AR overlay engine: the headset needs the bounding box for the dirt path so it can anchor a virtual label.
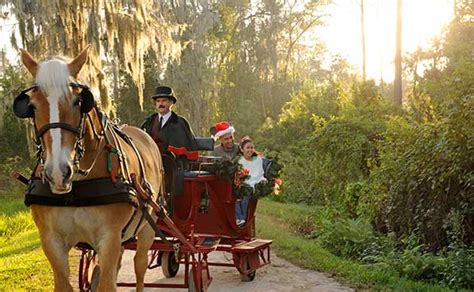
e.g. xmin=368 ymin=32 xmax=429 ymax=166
xmin=115 ymin=250 xmax=353 ymax=292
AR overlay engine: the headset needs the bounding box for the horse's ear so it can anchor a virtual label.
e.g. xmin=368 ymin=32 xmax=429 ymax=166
xmin=20 ymin=49 xmax=38 ymax=77
xmin=68 ymin=45 xmax=90 ymax=78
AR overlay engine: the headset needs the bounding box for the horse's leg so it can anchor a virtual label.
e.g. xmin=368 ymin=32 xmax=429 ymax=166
xmin=39 ymin=233 xmax=73 ymax=292
xmin=96 ymin=234 xmax=122 ymax=292
xmin=134 ymin=224 xmax=155 ymax=292
xmin=117 ymin=246 xmax=125 ymax=272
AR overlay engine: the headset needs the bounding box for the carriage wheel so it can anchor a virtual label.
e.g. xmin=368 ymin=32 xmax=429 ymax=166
xmin=187 ymin=268 xmax=204 ymax=292
xmin=239 ymin=259 xmax=256 ymax=282
xmin=161 ymin=251 xmax=180 ymax=278
xmin=90 ymin=265 xmax=100 ymax=292
xmin=78 ymin=249 xmax=98 ymax=292
xmin=188 ymin=268 xmax=196 ymax=292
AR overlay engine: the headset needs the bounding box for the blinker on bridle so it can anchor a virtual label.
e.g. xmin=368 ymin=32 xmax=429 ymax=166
xmin=13 ymin=82 xmax=95 ymax=120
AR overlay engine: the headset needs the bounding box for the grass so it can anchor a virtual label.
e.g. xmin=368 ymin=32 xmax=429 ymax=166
xmin=256 ymin=198 xmax=452 ymax=291
xmin=0 ymin=230 xmax=54 ymax=290
xmin=0 ymin=190 xmax=55 ymax=290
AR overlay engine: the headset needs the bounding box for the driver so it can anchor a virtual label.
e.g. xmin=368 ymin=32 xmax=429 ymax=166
xmin=141 ymin=86 xmax=198 ymax=197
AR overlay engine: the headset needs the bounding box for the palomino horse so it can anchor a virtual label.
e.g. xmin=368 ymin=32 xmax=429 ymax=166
xmin=15 ymin=48 xmax=163 ymax=291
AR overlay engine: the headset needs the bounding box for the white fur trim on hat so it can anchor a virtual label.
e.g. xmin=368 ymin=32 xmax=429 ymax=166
xmin=212 ymin=126 xmax=235 ymax=140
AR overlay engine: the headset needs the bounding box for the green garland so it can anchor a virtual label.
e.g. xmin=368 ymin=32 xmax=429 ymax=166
xmin=253 ymin=157 xmax=282 ymax=199
xmin=210 ymin=156 xmax=281 ymax=200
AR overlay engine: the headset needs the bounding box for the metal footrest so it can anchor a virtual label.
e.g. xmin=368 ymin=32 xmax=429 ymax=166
xmin=231 ymin=239 xmax=272 ymax=253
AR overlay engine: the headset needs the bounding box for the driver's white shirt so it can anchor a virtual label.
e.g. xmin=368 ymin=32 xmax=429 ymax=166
xmin=158 ymin=111 xmax=172 ymax=127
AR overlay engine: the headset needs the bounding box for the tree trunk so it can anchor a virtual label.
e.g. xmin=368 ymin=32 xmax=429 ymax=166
xmin=394 ymin=0 xmax=403 ymax=105
xmin=360 ymin=0 xmax=366 ymax=81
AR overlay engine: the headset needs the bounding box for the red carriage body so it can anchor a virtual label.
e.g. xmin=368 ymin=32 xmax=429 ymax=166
xmin=77 ymin=156 xmax=273 ymax=291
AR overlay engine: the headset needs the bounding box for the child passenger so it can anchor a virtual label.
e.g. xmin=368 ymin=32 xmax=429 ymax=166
xmin=235 ymin=136 xmax=267 ymax=226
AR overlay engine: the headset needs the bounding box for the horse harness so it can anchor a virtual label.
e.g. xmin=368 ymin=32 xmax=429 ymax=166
xmin=14 ymin=82 xmax=172 ymax=246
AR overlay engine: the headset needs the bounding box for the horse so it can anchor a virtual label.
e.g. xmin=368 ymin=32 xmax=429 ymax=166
xmin=14 ymin=48 xmax=163 ymax=292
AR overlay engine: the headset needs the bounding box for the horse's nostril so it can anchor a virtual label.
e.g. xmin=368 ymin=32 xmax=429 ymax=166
xmin=63 ymin=165 xmax=73 ymax=180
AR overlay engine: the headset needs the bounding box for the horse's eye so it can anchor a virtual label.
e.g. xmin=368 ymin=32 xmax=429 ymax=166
xmin=73 ymin=97 xmax=81 ymax=107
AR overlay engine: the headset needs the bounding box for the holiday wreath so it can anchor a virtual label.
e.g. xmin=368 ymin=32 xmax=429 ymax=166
xmin=210 ymin=156 xmax=282 ymax=200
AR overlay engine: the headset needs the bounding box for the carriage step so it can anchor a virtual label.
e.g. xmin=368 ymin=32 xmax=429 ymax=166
xmin=231 ymin=239 xmax=272 ymax=252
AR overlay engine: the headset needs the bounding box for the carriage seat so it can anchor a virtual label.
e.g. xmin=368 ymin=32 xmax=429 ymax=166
xmin=182 ymin=137 xmax=216 ymax=178
xmin=195 ymin=137 xmax=214 ymax=151
xmin=185 ymin=155 xmax=224 ymax=178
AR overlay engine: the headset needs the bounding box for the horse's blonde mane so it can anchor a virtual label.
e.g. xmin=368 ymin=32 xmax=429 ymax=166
xmin=35 ymin=58 xmax=71 ymax=100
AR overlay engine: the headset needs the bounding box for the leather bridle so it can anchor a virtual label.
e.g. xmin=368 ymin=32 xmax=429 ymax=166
xmin=15 ymin=82 xmax=99 ymax=178
xmin=33 ymin=110 xmax=88 ymax=173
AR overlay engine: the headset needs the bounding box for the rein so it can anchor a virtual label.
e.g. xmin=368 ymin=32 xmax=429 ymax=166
xmin=73 ymin=108 xmax=107 ymax=177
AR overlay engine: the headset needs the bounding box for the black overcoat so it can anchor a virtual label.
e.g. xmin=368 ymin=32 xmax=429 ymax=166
xmin=141 ymin=111 xmax=198 ymax=156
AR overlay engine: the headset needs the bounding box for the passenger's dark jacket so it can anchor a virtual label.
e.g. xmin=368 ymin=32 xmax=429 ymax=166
xmin=141 ymin=112 xmax=198 ymax=156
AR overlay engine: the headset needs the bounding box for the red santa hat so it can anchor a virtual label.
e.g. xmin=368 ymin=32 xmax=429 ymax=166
xmin=210 ymin=121 xmax=235 ymax=141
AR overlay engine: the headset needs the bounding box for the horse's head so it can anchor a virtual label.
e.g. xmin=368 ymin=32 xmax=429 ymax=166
xmin=15 ymin=48 xmax=95 ymax=194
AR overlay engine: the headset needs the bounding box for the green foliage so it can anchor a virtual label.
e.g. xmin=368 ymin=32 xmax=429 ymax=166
xmin=268 ymin=83 xmax=394 ymax=205
xmin=210 ymin=156 xmax=282 ymax=199
xmin=406 ymin=0 xmax=474 ymax=118
xmin=253 ymin=158 xmax=282 ymax=199
xmin=258 ymin=199 xmax=452 ymax=291
xmin=0 ymin=65 xmax=29 ymax=163
xmin=373 ymin=97 xmax=473 ymax=248
xmin=441 ymin=248 xmax=474 ymax=288
xmin=258 ymin=77 xmax=347 ymax=154
xmin=372 ymin=238 xmax=474 ymax=289
xmin=258 ymin=35 xmax=473 ymax=286
xmin=312 ymin=115 xmax=378 ymax=184
xmin=375 ymin=2 xmax=474 ymax=249
xmin=309 ymin=217 xmax=382 ymax=260
xmin=340 ymin=181 xmax=378 ymax=219
xmin=381 ymin=244 xmax=444 ymax=282
xmin=114 ymin=72 xmax=146 ymax=126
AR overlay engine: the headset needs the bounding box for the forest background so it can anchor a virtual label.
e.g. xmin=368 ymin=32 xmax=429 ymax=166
xmin=0 ymin=0 xmax=472 ymax=289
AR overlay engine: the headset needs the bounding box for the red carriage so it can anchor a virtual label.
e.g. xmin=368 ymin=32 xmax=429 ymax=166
xmin=76 ymin=152 xmax=273 ymax=291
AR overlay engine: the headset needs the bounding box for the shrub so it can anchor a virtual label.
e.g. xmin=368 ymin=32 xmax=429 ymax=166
xmin=373 ymin=238 xmax=474 ymax=289
xmin=310 ymin=217 xmax=383 ymax=260
xmin=373 ymin=98 xmax=474 ymax=249
xmin=441 ymin=248 xmax=474 ymax=288
xmin=382 ymin=245 xmax=444 ymax=281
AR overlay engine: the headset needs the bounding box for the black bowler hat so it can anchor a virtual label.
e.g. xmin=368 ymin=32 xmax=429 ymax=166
xmin=151 ymin=86 xmax=177 ymax=104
